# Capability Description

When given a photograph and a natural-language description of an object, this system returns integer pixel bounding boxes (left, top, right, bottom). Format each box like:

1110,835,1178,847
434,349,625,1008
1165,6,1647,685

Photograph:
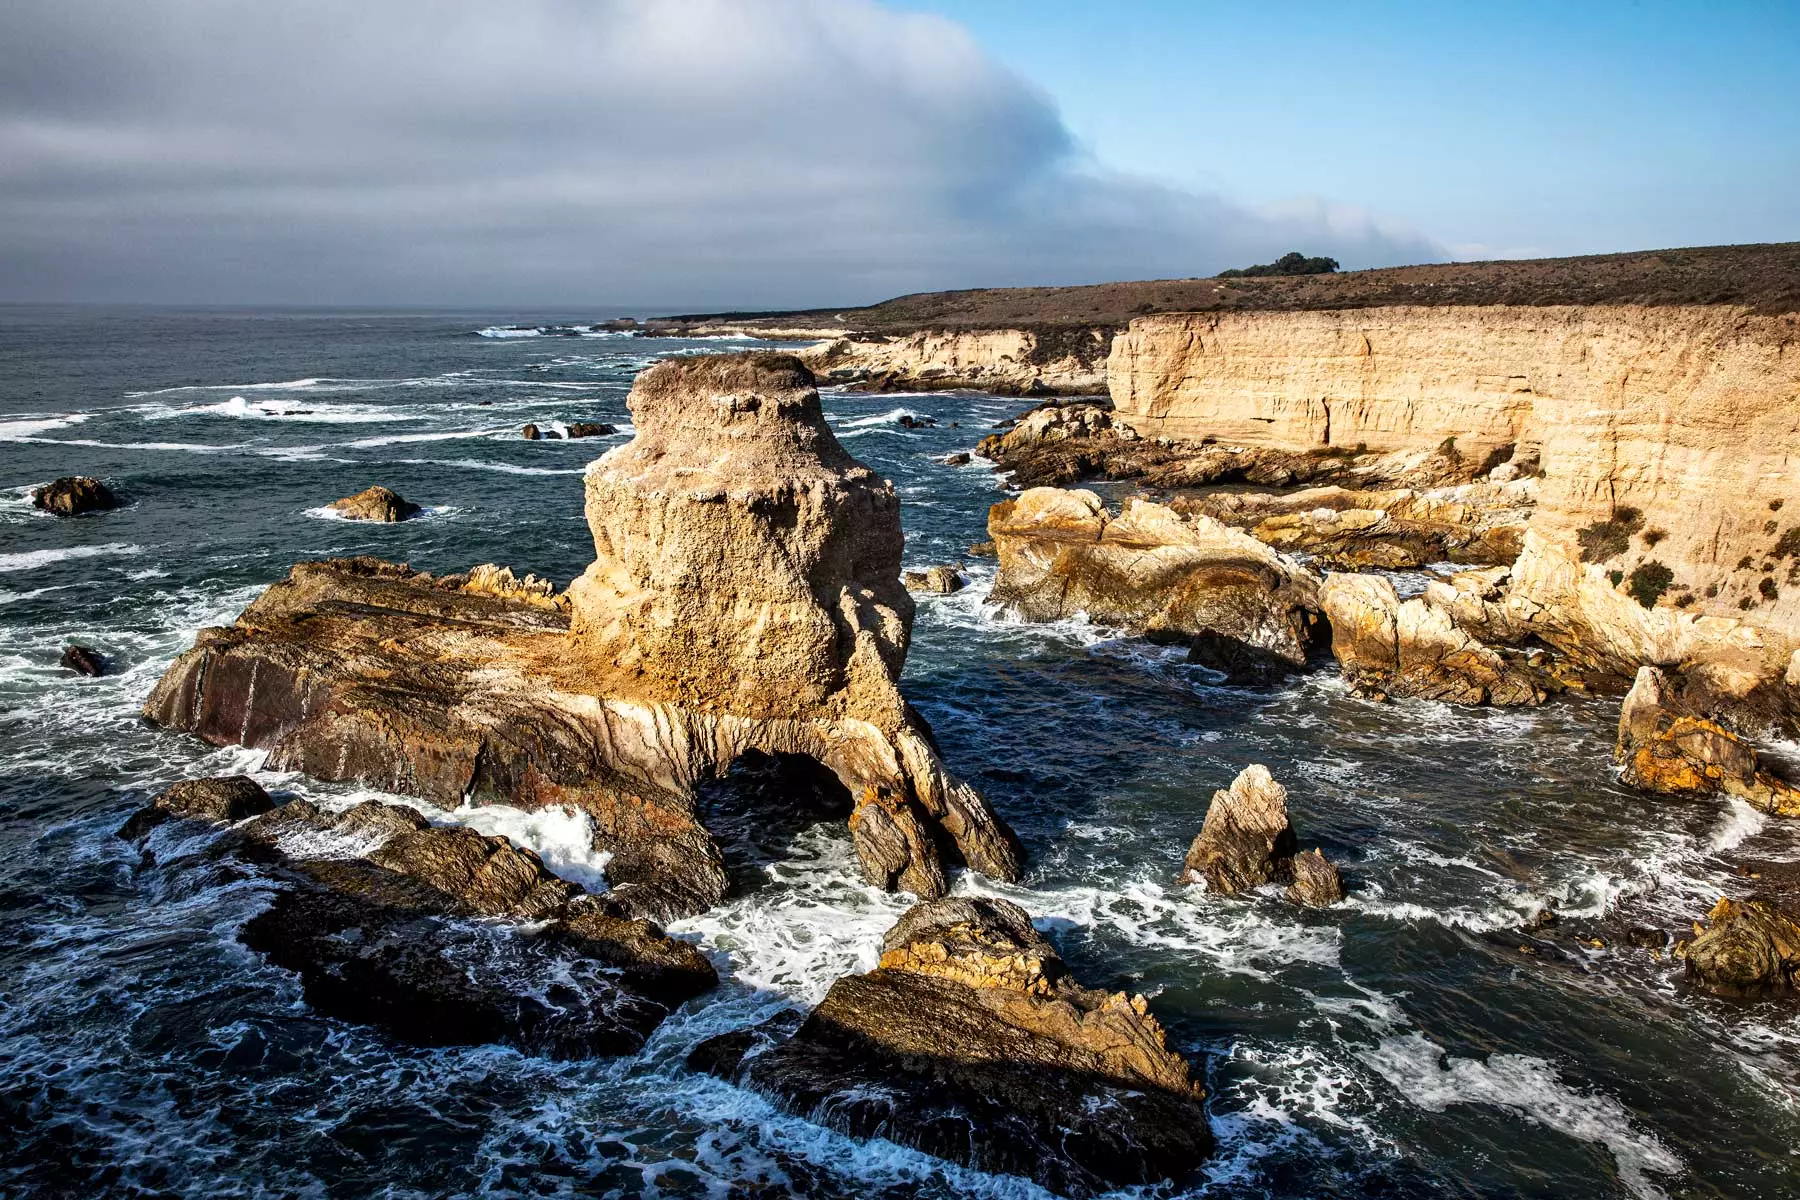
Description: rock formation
33,475,120,516
328,485,420,522
1614,666,1800,815
805,328,1109,396
903,564,967,594
1320,571,1553,705
118,782,716,1052
1178,765,1341,905
690,895,1211,1197
988,488,1322,669
565,422,616,438
1682,896,1800,995
144,354,1022,921
60,644,106,677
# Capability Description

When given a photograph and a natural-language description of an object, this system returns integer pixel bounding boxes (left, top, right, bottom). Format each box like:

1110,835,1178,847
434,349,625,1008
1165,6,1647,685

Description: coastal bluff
143,353,1022,920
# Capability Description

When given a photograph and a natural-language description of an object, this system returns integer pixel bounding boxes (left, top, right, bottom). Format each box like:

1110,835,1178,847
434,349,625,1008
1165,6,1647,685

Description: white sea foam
838,407,933,429
0,543,142,575
301,504,459,523
342,428,500,448
1361,1032,1683,1200
0,412,91,439
398,457,587,476
475,326,546,338
141,395,398,424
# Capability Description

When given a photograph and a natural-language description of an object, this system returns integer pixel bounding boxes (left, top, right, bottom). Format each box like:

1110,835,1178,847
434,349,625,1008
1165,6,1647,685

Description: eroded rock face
328,485,420,522
803,328,1109,396
144,355,1022,920
33,476,120,516
989,488,1322,667
1615,666,1800,815
1320,571,1551,706
690,896,1211,1197
1683,896,1800,994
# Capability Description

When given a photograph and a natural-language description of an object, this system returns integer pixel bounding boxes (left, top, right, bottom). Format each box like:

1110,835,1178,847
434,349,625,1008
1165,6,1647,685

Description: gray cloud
0,0,1444,308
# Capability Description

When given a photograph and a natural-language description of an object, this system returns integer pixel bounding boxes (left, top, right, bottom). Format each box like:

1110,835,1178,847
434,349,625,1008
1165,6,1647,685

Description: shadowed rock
116,775,275,840
144,354,1022,921
60,644,106,676
33,476,120,516
690,895,1211,1197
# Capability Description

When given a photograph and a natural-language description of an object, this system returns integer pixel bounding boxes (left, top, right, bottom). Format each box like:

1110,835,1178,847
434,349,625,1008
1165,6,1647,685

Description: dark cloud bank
0,0,1443,308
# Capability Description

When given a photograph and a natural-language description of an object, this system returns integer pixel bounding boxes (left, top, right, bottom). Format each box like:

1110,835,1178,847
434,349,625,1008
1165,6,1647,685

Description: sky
0,0,1792,309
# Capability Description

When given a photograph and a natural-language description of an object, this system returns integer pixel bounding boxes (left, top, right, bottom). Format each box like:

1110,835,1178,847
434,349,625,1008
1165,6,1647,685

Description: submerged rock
903,564,967,594
144,354,1022,921
60,644,106,677
116,775,276,840
1179,765,1341,904
989,487,1322,667
1683,896,1800,994
1616,666,1800,815
33,476,120,516
691,895,1211,1197
328,485,421,522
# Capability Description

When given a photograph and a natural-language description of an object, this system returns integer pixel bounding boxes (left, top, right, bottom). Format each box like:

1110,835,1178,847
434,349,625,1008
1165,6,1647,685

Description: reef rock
33,476,120,516
691,895,1211,1197
217,797,715,1054
989,488,1322,666
1682,896,1800,995
565,422,616,438
144,354,1021,921
1615,666,1800,815
1320,571,1550,705
328,485,420,522
903,564,967,594
116,774,277,840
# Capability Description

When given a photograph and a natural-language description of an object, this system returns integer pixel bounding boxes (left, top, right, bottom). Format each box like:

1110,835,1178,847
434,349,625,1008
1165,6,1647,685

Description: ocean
1,305,1795,1198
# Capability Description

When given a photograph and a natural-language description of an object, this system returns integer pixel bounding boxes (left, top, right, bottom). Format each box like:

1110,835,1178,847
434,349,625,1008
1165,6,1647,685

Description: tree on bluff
1217,251,1341,278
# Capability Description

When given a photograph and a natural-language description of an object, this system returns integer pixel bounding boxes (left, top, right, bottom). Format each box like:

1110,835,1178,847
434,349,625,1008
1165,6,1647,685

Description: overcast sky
0,1,1789,310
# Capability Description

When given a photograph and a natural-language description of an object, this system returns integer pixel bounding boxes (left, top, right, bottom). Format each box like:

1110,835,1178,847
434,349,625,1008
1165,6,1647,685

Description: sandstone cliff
145,354,1022,919
1108,305,1800,724
804,328,1108,395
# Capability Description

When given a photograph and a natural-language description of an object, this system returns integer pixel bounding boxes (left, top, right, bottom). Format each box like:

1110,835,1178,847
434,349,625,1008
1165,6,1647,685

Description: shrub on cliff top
1217,251,1341,279
1626,562,1674,608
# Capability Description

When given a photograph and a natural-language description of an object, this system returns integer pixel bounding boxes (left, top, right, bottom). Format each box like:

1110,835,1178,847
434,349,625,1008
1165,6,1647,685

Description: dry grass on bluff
666,242,1800,335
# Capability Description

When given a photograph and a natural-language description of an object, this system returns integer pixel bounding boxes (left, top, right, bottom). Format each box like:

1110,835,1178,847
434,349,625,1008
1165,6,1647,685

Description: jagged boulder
690,896,1211,1197
1615,665,1800,814
1320,571,1549,705
989,488,1322,666
116,775,276,840
1179,765,1341,905
144,354,1022,921
903,564,967,594
33,476,120,516
328,485,420,522
1682,896,1800,994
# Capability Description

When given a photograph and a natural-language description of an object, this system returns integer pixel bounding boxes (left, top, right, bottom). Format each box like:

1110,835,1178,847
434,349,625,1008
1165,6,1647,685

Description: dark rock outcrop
522,423,543,440
566,422,616,438
1179,765,1341,905
691,896,1211,1197
33,476,120,516
1616,666,1800,815
144,355,1022,921
327,485,421,522
60,644,106,677
116,775,276,839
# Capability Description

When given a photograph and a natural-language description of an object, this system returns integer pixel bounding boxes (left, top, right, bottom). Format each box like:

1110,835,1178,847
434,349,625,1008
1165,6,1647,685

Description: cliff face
804,328,1108,395
1109,305,1800,696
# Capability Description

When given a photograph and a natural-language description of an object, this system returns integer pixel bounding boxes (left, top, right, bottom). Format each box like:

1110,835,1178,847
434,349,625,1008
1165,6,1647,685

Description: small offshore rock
33,476,120,516
1285,848,1344,906
902,565,967,595
967,539,996,557
566,422,617,439
328,485,421,523
117,775,276,840
1626,925,1668,949
522,423,542,440
943,451,971,466
1684,896,1800,994
896,413,937,429
1179,765,1298,895
1616,665,1800,815
60,644,106,677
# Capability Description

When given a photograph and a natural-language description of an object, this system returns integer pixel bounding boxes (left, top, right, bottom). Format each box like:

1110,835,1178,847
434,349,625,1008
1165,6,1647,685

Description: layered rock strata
1178,765,1343,905
804,328,1109,395
118,782,715,1053
988,488,1322,669
691,895,1211,1197
144,354,1022,921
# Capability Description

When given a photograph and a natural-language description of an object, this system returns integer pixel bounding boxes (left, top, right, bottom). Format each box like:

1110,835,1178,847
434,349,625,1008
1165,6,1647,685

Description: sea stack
143,353,1021,920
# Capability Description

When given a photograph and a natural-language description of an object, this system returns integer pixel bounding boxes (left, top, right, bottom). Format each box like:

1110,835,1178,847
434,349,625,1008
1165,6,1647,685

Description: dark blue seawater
1,306,1797,1198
